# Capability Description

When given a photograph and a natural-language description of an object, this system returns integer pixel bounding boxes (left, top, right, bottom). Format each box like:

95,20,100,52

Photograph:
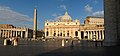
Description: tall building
104,0,120,46
84,16,104,25
45,12,80,39
44,12,104,41
33,7,37,39
84,16,104,41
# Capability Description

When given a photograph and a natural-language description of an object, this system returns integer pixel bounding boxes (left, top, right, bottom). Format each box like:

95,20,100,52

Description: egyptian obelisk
33,7,37,39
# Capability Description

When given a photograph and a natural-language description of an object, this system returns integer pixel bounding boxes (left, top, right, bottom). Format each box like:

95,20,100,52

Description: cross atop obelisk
33,7,37,39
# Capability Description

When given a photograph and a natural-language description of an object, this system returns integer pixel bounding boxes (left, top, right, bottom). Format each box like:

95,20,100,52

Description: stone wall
104,0,120,46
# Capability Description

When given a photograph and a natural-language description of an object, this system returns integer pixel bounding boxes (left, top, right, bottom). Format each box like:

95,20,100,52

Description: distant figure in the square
71,40,74,48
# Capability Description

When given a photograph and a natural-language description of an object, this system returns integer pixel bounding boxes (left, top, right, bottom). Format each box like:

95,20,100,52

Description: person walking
71,40,74,48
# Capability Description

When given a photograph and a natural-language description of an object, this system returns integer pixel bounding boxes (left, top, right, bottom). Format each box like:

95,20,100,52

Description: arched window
53,33,56,36
47,23,48,25
75,31,78,36
60,33,62,36
67,31,69,36
46,31,49,36
81,31,84,39
67,33,69,36
58,34,59,36
63,34,65,37
76,23,77,25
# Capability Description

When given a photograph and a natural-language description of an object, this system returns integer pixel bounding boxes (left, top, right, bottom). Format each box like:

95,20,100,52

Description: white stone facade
0,27,32,38
44,12,104,41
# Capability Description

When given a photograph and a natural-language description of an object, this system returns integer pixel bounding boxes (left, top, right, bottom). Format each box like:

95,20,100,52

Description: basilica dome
60,12,72,22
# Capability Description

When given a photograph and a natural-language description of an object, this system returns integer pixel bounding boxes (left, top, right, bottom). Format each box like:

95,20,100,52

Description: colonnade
0,29,28,38
45,29,104,41
82,30,104,41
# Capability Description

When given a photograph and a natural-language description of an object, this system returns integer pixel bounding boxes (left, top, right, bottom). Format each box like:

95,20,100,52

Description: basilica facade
44,12,104,41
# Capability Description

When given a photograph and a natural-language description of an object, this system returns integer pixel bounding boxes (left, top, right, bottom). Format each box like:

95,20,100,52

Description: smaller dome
60,11,72,22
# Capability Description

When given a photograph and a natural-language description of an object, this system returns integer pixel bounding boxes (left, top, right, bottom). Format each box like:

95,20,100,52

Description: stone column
49,29,51,37
5,30,7,38
90,31,92,40
89,31,91,40
96,31,98,40
65,29,67,37
79,31,81,39
13,31,15,37
60,29,62,37
3,30,5,38
18,31,20,37
0,30,2,37
51,28,54,36
6,30,8,38
69,28,71,37
21,31,23,38
84,31,86,39
93,31,95,39
52,28,54,37
56,28,58,37
16,31,17,37
62,39,64,47
100,30,102,40
7,30,9,38
72,30,74,38
88,31,89,40
102,30,104,40
99,31,101,40
2,30,4,37
25,31,28,38
44,29,46,37
11,30,12,37
9,30,10,37
89,31,90,40
51,29,53,37
0,30,1,37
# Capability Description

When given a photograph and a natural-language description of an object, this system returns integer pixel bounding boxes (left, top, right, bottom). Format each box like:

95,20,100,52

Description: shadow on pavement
36,46,120,56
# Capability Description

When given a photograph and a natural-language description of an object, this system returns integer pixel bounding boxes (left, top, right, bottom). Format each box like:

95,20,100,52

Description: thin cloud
84,4,104,17
0,6,32,22
92,11,104,17
0,6,33,28
52,13,58,17
60,4,67,11
55,16,62,21
52,13,61,17
84,4,93,13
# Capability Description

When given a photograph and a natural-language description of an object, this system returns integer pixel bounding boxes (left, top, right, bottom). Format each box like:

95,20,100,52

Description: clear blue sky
0,0,104,30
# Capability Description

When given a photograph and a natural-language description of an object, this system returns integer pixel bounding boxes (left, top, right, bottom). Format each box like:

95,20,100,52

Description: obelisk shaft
33,8,37,39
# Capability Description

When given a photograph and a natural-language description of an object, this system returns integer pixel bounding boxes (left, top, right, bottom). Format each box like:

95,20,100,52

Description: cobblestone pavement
0,38,119,56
